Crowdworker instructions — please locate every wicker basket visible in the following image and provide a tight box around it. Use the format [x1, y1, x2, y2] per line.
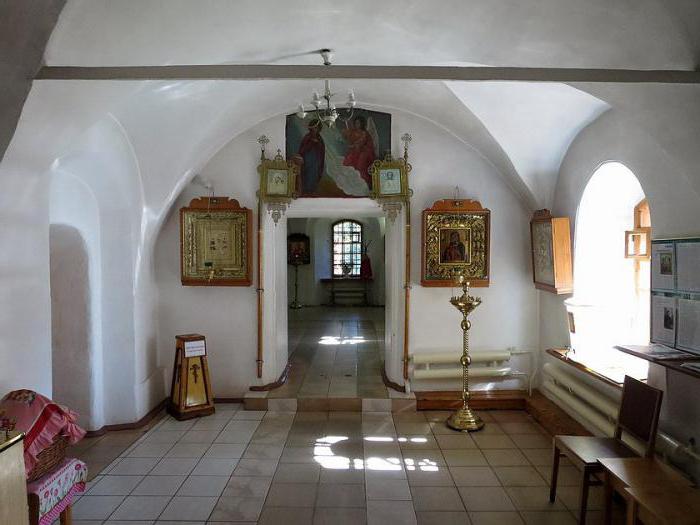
[27, 435, 69, 482]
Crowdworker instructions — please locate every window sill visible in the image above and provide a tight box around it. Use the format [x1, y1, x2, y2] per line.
[546, 348, 648, 389]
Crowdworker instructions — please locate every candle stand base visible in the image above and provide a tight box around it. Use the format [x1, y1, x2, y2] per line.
[446, 406, 484, 432]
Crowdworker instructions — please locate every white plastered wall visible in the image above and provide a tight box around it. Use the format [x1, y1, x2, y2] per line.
[154, 108, 538, 395]
[541, 94, 700, 450]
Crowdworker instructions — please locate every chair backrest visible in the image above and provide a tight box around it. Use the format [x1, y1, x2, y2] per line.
[615, 375, 664, 457]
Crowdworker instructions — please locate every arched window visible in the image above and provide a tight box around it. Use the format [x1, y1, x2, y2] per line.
[332, 220, 363, 277]
[567, 162, 649, 377]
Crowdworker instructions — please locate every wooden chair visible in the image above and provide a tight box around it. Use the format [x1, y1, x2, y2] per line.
[549, 375, 664, 524]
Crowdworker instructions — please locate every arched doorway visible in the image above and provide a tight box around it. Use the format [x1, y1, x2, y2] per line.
[50, 224, 94, 427]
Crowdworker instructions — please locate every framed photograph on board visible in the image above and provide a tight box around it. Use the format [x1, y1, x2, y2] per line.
[180, 197, 252, 286]
[421, 199, 490, 287]
[370, 156, 410, 200]
[258, 150, 298, 203]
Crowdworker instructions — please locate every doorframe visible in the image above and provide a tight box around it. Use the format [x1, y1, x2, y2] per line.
[257, 198, 407, 389]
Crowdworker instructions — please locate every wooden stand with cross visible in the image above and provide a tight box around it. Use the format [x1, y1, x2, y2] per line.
[167, 334, 215, 420]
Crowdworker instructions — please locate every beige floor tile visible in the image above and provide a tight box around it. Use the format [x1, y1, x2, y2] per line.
[176, 475, 228, 496]
[435, 433, 477, 449]
[72, 495, 125, 520]
[280, 445, 318, 463]
[458, 487, 515, 512]
[367, 500, 417, 525]
[449, 467, 501, 487]
[266, 482, 318, 507]
[472, 434, 517, 449]
[319, 466, 364, 484]
[505, 486, 566, 511]
[521, 448, 559, 467]
[159, 495, 219, 521]
[313, 507, 367, 525]
[536, 464, 581, 486]
[493, 466, 547, 487]
[149, 457, 199, 476]
[509, 433, 552, 449]
[520, 511, 577, 524]
[209, 495, 266, 521]
[475, 423, 506, 435]
[407, 467, 456, 486]
[140, 430, 186, 444]
[233, 459, 279, 477]
[401, 449, 447, 468]
[416, 510, 472, 525]
[86, 475, 143, 495]
[442, 449, 489, 467]
[131, 475, 186, 496]
[366, 478, 412, 500]
[222, 475, 272, 498]
[316, 483, 366, 507]
[165, 442, 209, 458]
[411, 486, 465, 511]
[556, 485, 605, 511]
[273, 462, 321, 483]
[243, 443, 284, 460]
[126, 442, 173, 458]
[204, 442, 247, 458]
[190, 456, 238, 476]
[482, 449, 529, 467]
[258, 506, 314, 525]
[110, 495, 170, 520]
[108, 457, 160, 476]
[469, 511, 524, 525]
[178, 430, 220, 444]
[499, 422, 545, 434]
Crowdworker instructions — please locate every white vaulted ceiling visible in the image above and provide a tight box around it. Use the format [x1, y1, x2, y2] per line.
[5, 0, 700, 216]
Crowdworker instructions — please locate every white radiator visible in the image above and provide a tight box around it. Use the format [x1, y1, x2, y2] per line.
[408, 347, 533, 393]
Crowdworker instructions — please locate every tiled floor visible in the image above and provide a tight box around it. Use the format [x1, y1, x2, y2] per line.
[269, 306, 388, 399]
[68, 405, 626, 524]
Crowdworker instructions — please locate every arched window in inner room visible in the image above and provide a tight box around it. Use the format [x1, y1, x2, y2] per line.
[332, 219, 363, 277]
[566, 162, 650, 378]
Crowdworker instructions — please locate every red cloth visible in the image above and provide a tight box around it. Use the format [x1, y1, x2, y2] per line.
[360, 254, 373, 280]
[342, 128, 376, 187]
[0, 390, 86, 476]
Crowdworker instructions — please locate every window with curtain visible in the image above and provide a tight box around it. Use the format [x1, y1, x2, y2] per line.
[332, 220, 363, 277]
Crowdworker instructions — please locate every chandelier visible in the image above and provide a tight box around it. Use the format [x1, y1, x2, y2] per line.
[296, 49, 356, 128]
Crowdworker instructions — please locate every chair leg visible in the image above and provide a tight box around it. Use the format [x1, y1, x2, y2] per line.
[604, 471, 613, 525]
[60, 505, 72, 525]
[579, 469, 591, 525]
[549, 445, 561, 503]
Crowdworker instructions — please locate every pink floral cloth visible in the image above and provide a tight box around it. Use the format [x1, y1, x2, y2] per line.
[27, 458, 87, 525]
[0, 390, 86, 476]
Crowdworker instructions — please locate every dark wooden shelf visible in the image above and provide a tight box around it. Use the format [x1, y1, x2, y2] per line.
[615, 345, 700, 380]
[546, 348, 624, 388]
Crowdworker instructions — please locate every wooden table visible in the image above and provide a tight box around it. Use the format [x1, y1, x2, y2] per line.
[624, 486, 700, 525]
[599, 457, 694, 525]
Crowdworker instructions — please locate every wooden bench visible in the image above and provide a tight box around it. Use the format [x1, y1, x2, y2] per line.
[321, 277, 372, 306]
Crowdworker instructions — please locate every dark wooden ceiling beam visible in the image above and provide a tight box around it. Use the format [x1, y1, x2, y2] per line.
[35, 64, 700, 84]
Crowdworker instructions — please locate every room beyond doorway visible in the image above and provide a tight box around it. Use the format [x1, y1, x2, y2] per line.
[270, 306, 388, 399]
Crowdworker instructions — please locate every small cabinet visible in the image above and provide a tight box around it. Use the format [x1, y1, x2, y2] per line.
[530, 209, 573, 294]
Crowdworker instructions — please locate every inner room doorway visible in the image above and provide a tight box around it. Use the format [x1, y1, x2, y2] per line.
[274, 214, 388, 399]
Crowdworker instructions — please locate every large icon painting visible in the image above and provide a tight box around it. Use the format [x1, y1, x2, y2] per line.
[286, 109, 391, 197]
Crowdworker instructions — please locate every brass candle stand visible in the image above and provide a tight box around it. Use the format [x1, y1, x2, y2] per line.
[446, 278, 485, 432]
